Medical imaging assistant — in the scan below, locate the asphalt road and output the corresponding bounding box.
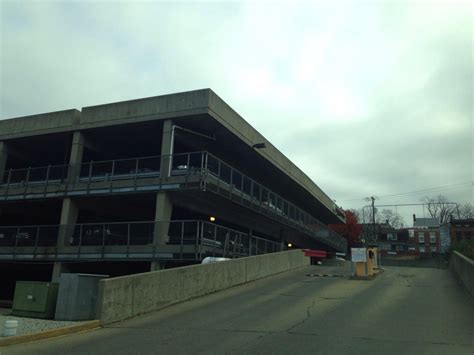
[3,263,474,355]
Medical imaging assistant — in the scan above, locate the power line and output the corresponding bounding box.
[338,182,471,203]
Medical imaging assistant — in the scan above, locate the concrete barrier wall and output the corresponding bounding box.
[96,250,309,325]
[449,251,474,298]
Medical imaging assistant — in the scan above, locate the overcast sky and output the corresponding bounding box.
[1,0,472,225]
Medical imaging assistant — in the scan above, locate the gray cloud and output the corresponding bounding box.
[1,0,472,224]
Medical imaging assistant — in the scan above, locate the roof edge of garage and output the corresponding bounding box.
[206,90,344,223]
[0,89,344,223]
[0,109,81,140]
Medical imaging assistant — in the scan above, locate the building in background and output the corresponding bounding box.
[412,215,440,255]
[366,222,410,255]
[449,218,474,244]
[0,89,346,300]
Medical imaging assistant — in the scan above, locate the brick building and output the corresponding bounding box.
[412,215,440,255]
[450,218,474,244]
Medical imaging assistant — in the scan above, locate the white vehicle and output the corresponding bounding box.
[201,257,231,264]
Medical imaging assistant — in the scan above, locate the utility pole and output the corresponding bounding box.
[371,196,376,244]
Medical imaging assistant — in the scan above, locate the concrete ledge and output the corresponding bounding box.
[0,320,100,348]
[96,250,309,325]
[449,251,474,298]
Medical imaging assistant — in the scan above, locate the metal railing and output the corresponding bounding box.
[203,152,346,251]
[1,165,69,188]
[0,220,282,260]
[0,152,207,187]
[0,225,59,247]
[0,151,346,251]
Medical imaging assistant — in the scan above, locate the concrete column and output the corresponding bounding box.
[160,120,174,177]
[0,142,8,183]
[51,262,69,282]
[58,198,79,247]
[68,131,85,184]
[153,192,173,246]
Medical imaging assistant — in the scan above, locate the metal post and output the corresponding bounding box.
[14,226,20,259]
[5,168,12,197]
[127,223,131,258]
[87,161,93,194]
[229,167,233,199]
[78,224,82,258]
[43,165,51,196]
[102,223,106,258]
[216,159,221,193]
[213,224,217,257]
[224,230,229,258]
[23,167,31,195]
[181,221,185,260]
[33,226,40,258]
[198,221,204,260]
[110,160,115,180]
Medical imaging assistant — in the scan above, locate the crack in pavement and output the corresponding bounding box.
[226,331,274,354]
[285,298,316,333]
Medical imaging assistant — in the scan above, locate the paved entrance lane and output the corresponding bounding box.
[4,264,474,355]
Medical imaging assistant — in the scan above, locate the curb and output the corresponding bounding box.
[0,319,101,347]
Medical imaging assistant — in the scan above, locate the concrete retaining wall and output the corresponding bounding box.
[449,251,474,298]
[96,250,309,325]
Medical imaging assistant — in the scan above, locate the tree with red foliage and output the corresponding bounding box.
[329,210,363,250]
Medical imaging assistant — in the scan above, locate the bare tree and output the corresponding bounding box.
[379,209,405,228]
[359,206,379,224]
[458,202,474,219]
[421,195,458,223]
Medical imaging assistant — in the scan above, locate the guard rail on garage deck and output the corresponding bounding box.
[0,151,346,252]
[0,220,282,262]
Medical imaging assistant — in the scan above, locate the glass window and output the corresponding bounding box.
[456,231,462,241]
[419,246,426,253]
[387,233,397,241]
[418,234,425,243]
[429,232,436,243]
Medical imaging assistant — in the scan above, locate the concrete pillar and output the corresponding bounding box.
[160,120,174,177]
[0,142,8,183]
[153,192,173,246]
[58,198,79,247]
[51,262,69,282]
[67,131,85,184]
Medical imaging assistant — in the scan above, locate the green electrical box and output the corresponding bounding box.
[12,281,59,319]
